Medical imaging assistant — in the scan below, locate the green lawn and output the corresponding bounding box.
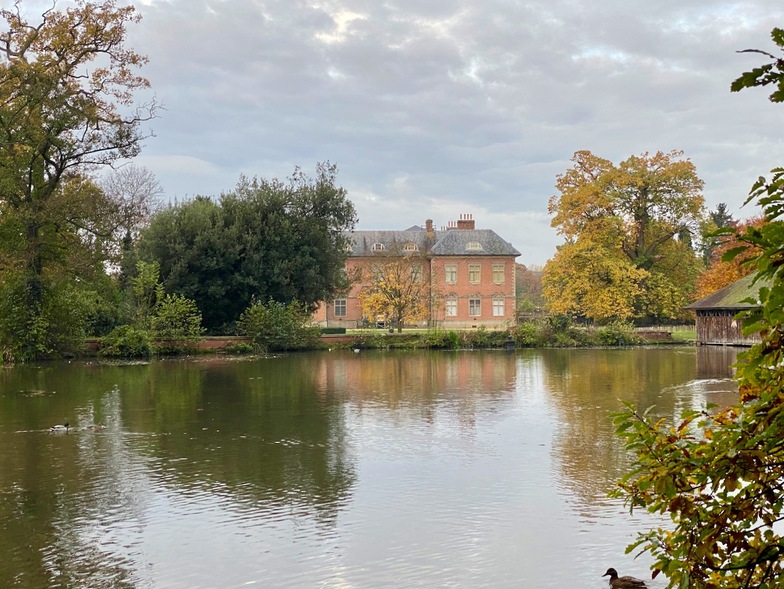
[670,329,697,342]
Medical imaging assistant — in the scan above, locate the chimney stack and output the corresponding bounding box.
[425,219,433,233]
[456,213,475,230]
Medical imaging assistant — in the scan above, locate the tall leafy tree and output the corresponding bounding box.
[358,253,430,332]
[543,150,705,322]
[0,1,154,359]
[613,28,784,589]
[700,203,736,264]
[138,163,357,332]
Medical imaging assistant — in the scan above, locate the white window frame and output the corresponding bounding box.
[492,263,505,285]
[492,297,505,317]
[468,264,481,284]
[334,299,347,317]
[445,263,457,284]
[469,298,481,317]
[445,297,458,317]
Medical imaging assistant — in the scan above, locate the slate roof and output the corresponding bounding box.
[346,228,520,257]
[429,229,521,257]
[685,273,772,310]
[347,231,437,256]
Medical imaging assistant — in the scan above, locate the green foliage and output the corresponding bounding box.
[0,2,154,360]
[421,329,462,349]
[138,163,357,332]
[223,342,255,355]
[512,316,642,347]
[99,325,153,358]
[613,37,784,588]
[150,293,204,354]
[0,270,103,362]
[594,321,643,346]
[347,332,386,350]
[100,260,204,357]
[237,300,321,352]
[320,327,347,335]
[514,321,543,347]
[131,260,164,329]
[731,28,784,102]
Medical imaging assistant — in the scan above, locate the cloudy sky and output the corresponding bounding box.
[104,1,784,264]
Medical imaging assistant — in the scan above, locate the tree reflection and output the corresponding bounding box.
[540,348,739,515]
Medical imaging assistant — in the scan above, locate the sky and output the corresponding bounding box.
[40,1,784,266]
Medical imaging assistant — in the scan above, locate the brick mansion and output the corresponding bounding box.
[314,214,521,328]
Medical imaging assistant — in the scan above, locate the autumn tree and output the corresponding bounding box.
[612,28,784,589]
[543,150,705,322]
[694,216,764,299]
[358,254,430,332]
[0,0,155,360]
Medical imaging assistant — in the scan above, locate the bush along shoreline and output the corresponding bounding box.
[337,318,650,351]
[83,317,685,360]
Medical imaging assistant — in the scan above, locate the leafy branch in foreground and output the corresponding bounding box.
[611,29,784,589]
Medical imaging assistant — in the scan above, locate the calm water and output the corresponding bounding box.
[0,347,741,589]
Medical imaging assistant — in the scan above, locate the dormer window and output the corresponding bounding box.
[403,242,418,252]
[466,241,483,251]
[371,242,385,252]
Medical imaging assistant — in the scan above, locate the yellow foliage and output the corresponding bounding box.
[358,257,430,330]
[545,150,705,320]
[543,241,646,321]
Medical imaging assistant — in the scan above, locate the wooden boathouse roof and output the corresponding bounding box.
[685,273,770,311]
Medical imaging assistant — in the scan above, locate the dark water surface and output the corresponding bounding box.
[0,347,741,588]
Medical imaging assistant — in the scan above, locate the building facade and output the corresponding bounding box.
[314,214,521,328]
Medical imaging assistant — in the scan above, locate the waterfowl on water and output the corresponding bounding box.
[603,568,648,589]
[48,421,69,433]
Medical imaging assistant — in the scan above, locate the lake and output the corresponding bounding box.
[0,346,742,588]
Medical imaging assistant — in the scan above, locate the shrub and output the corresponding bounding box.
[238,300,321,352]
[514,321,542,346]
[99,325,153,358]
[349,332,385,349]
[320,327,347,335]
[594,321,643,346]
[421,329,461,349]
[151,293,204,354]
[223,342,255,355]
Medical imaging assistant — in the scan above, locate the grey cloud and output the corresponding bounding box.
[121,0,784,264]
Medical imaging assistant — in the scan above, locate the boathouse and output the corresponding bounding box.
[685,274,769,346]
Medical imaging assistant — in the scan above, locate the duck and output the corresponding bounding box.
[48,421,69,433]
[602,568,648,589]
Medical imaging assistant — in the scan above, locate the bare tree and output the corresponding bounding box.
[101,165,165,242]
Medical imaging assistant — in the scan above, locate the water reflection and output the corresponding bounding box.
[0,347,741,588]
